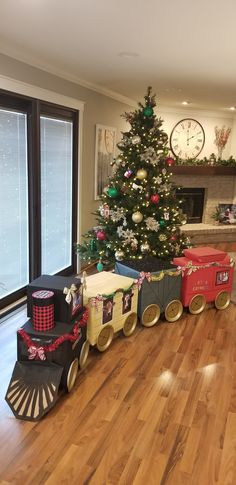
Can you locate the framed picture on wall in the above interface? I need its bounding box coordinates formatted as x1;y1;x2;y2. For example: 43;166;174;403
94;124;116;200
217;204;236;224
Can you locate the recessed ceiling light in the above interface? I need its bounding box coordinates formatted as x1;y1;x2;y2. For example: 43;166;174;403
230;106;236;110
118;52;139;58
182;101;190;105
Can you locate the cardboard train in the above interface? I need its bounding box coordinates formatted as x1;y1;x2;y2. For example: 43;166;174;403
5;247;234;421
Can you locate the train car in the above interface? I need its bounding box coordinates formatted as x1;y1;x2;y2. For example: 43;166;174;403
115;256;182;326
83;271;138;351
5;275;88;421
173;247;234;314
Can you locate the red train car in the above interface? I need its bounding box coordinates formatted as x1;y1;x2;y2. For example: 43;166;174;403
173;247;234;314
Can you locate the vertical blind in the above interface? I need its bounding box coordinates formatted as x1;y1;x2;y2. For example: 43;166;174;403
0;108;29;299
40;116;73;274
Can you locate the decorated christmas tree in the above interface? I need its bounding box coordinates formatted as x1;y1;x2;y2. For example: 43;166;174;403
77;87;190;269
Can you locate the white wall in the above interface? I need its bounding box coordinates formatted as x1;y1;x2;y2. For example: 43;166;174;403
157;107;236;159
0;52;236;238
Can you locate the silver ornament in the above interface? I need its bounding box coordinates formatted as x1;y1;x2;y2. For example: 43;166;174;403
115;250;125;261
141;242;151;253
132;135;141;145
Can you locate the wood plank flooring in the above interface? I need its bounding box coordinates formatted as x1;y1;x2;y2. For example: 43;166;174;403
1;302;236;484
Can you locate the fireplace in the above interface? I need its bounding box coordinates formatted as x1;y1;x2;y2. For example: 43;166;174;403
176;188;205;223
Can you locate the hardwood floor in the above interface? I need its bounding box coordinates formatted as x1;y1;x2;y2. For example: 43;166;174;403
1;302;236;484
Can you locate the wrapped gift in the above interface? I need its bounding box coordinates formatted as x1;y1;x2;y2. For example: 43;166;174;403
83;272;138;351
115;257;182;325
173;246;234;311
27;275;82;323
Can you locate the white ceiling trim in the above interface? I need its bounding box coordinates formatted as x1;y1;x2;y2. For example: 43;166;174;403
0;73;85;110
0;49;136;108
157;105;236;120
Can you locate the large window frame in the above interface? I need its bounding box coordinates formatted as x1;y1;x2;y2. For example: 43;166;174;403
0;87;81;312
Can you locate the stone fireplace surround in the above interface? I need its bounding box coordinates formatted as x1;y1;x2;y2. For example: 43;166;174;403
171;166;236;246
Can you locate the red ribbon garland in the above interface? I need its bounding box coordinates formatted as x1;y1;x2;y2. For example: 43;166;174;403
18;308;89;360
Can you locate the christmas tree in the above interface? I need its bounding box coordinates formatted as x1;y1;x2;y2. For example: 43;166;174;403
77;87;189;269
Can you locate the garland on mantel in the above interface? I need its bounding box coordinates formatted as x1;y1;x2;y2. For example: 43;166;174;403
18;309;89;361
175;154;236;167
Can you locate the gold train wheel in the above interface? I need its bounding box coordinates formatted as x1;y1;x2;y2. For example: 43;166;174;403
66;358;79;392
215;291;230;310
123;312;137;337
165;299;183;322
97;325;114;352
189;294;206;315
142;304;161;327
79;340;90;369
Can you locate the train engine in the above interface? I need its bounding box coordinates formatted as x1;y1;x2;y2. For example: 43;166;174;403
5;274;88;421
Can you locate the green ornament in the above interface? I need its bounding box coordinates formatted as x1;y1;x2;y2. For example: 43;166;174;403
159;220;166;228
143;106;153;117
97;260;103;272
108;187;119;198
89;239;97;252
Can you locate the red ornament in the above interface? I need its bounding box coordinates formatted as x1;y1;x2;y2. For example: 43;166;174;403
165;157;175;167
96;230;106;241
151;194;160;204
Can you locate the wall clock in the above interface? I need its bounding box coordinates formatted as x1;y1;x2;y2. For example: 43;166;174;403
170;118;205;159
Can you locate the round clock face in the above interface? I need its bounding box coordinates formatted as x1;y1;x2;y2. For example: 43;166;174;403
170;118;205;158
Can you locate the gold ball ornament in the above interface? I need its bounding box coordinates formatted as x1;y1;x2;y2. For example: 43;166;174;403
132;211;143;223
136;168;148;180
141;242;151;253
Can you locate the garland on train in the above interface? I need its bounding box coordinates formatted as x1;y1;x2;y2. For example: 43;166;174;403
17;308;89;361
177;258;234;275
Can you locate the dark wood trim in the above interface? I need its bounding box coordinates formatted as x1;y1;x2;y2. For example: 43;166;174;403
171;165;236;176
28;100;41;281
40;101;77;121
71;110;79;273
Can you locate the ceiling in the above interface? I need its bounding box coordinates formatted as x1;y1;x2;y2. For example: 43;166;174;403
1;0;236;112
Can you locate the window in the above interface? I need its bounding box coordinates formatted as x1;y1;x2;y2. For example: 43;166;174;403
0;108;29;299
40;116;73;274
0;91;79;311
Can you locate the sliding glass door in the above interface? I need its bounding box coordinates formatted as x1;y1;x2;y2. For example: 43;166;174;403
0;108;29;300
40;116;73;274
0;92;79;312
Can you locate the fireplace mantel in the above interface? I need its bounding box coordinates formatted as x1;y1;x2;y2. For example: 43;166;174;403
171;166;236;176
